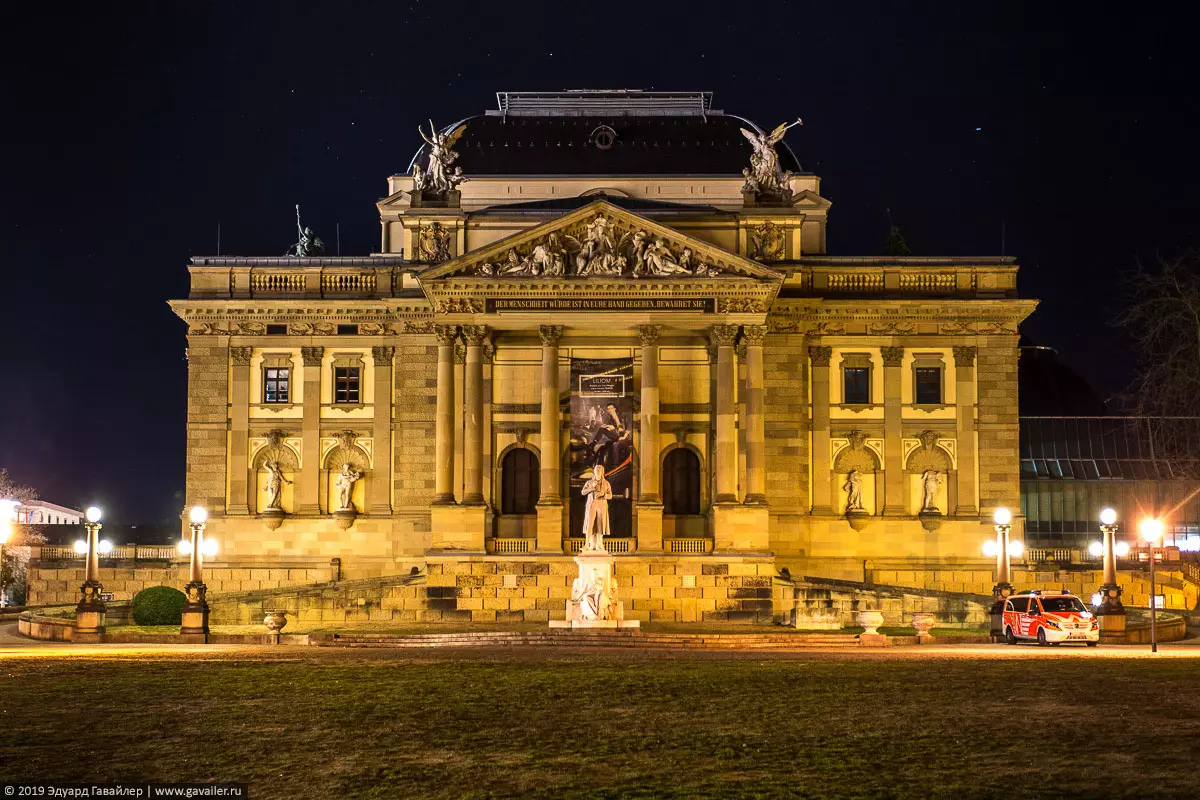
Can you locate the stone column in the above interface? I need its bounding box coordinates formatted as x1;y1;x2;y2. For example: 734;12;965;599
711;325;740;503
432;326;457;505
228;346;253;515
881;346;905;516
638;326;662;502
953;346;978;516
538;326;564;503
297;346;323;514
742;326;768;505
369;346;395;515
809;346;833;513
461;325;488;505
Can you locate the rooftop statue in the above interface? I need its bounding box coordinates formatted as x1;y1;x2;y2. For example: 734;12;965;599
416;120;468;194
740;118;802;196
286;205;325;256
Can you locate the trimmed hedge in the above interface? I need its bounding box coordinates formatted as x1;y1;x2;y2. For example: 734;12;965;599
131;586;187;626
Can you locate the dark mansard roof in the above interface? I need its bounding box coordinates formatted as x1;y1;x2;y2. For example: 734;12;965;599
405;90;804;178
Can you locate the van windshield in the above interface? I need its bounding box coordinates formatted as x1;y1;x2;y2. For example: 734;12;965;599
1040;597;1087;613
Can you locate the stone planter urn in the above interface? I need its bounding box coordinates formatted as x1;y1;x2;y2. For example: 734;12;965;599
263;610;288;634
910;613;936;637
857;610;884;635
846;510;871;532
261;508;285;530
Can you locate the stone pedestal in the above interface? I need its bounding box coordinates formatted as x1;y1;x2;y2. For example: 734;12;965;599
536;502;564;553
431;505;487;551
75;580;106;641
180;581;210;640
712;504;769;552
549;549;640;629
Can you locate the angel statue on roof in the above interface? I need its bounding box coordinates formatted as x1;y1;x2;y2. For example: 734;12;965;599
740;118;802;196
417;120;468;194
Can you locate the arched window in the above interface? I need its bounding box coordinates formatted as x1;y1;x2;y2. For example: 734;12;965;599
663;448;701;515
501;448;539;515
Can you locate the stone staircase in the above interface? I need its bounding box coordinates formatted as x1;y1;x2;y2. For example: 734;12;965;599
311;630;863;649
208;571;426;626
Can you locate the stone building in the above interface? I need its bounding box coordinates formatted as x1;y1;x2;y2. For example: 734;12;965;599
164;90;1037;623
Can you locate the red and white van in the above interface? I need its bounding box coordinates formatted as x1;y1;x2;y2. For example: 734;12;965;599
1003;591;1100;646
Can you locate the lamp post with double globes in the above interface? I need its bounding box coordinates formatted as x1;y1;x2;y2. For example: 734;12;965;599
179;505;213;640
1140;517;1164;654
74;506;107;641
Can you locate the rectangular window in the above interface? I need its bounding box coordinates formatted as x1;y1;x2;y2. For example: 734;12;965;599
915;367;942;404
334;367;361;404
844;367;870;405
266;324;287;335
264;368;290;404
337;324;359;336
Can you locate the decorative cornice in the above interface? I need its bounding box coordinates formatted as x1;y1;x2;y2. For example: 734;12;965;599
881;347;905;367
710;325;739;347
538;325;564;346
809;346;832;367
230;346;253;366
301;346;324;367
953;346;978;366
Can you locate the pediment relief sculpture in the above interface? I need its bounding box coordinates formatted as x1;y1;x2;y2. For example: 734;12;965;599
469;213;724;280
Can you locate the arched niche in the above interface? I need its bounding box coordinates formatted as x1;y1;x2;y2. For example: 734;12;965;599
252;441;299;514
660;442;708;539
833;441;881;516
322;443;370;514
905;439;955;515
499;444;540;515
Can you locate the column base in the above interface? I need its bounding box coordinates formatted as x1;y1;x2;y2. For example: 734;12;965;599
712;504;769;552
636;503;664;553
536;501;564;552
226;504;251;516
295;504;321;515
180;608;210;637
368;504;393;516
742;494;768;506
74;608;106;639
431;504;487;551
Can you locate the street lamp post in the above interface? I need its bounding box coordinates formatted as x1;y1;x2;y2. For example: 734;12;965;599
1093;508;1125;634
180;505;211;640
1140;518;1164;654
75;506;107;641
988;507;1016;640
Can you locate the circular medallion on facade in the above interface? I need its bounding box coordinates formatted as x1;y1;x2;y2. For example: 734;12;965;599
590;125;617;150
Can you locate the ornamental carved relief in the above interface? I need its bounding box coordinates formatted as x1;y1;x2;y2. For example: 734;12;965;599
748;221;786;262
289;322;336;336
229;346;253;366
709;325;739;346
300;347;324;367
881;347;905;367
436;298;482;314
358;322;391;336
869;321;917;335
469;213;724;279
717;297;765;313
637;325;660;346
742;325;767;345
371;346;395;364
433;325;458;345
539;325;564;346
952;346;977;366
461;325;489;346
809;346;833;367
403;319;435;335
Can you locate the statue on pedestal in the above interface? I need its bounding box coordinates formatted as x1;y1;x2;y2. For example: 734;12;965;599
263;460;291;511
581;464;612;551
335;463;364;511
416;120;468;194
286;205;325;256
921;470;942;513
739;118;802;197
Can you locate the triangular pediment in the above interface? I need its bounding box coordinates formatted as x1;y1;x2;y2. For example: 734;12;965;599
420;200;783;283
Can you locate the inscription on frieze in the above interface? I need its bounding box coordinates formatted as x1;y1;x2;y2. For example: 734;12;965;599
485;297;715;313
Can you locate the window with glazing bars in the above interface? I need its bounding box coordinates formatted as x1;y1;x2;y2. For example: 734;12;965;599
264;368;290;404
334;367;360;404
914;367;942;404
844;367;870;405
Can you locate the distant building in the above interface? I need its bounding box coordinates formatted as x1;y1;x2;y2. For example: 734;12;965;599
14;500;83;526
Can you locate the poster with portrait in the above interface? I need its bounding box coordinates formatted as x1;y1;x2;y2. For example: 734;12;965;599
568;357;635;539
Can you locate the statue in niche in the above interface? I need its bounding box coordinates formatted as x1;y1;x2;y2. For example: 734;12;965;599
263;461;291;511
286;205;325;256
739;118;802;196
335;463;364;511
418;222;452;262
844;470;865;513
580;464;613;551
416;120;467;194
921;470;942;513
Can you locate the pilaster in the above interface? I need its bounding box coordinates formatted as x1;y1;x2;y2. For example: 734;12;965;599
637;325;664;552
809;345;833;513
370;346;395;515
461;325;488;505
432;326;457;505
537;325;564;551
742;325;767;505
227;346;253;515
881;346;905;516
711;325;739;504
953;346;978;516
297;346;323;514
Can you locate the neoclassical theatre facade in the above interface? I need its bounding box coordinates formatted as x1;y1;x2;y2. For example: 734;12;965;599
170;91;1036;622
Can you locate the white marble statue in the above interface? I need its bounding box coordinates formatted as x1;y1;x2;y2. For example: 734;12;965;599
263;460;291;511
739;118;802;195
335;463;364;511
844;470;865;513
571;575;606;620
416;120;467;194
580;464;613;551
921;470;942;513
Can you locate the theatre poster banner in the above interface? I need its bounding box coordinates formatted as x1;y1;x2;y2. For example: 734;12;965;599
568;357;635;539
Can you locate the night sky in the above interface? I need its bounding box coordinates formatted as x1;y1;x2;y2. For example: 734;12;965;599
1;2;1196;524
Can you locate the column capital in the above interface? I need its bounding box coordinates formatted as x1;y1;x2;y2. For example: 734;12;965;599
710;325;739;347
881;346;905;367
637;325;661;346
434;325;458;345
230;346;253;367
538;325;564;346
300;346;324;367
742;325;767;346
809;346;832;367
953;345;978;367
371;346;395;365
461;325;489;346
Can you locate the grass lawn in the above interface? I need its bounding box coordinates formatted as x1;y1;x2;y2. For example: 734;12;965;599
2;647;1196;799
